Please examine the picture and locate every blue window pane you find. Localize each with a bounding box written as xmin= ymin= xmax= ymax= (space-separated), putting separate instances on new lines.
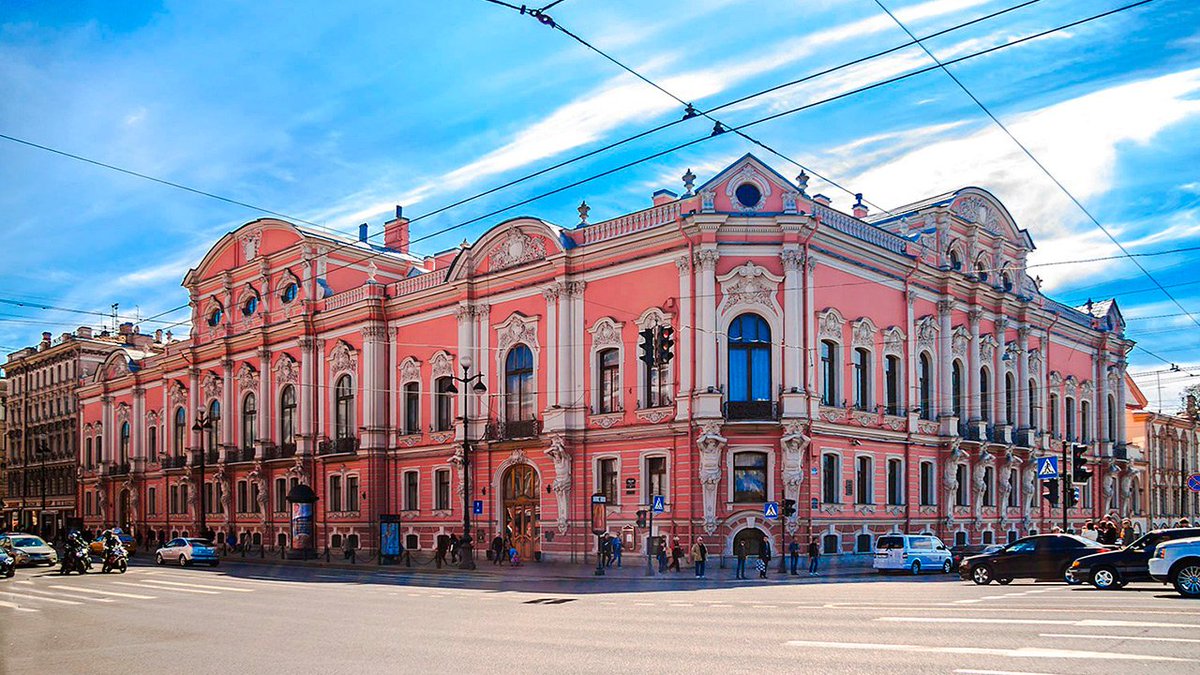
xmin=729 ymin=353 xmax=748 ymax=401
xmin=750 ymin=348 xmax=770 ymax=400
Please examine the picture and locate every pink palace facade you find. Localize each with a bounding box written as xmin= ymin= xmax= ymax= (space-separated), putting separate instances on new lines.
xmin=77 ymin=155 xmax=1135 ymax=562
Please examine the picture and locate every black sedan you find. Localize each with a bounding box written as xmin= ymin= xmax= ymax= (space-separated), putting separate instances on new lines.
xmin=959 ymin=534 xmax=1109 ymax=585
xmin=1067 ymin=527 xmax=1200 ymax=589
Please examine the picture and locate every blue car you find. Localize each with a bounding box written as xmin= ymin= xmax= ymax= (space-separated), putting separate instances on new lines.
xmin=155 ymin=538 xmax=220 ymax=567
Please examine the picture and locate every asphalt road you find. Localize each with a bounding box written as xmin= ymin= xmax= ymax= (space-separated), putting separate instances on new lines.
xmin=2 ymin=558 xmax=1198 ymax=674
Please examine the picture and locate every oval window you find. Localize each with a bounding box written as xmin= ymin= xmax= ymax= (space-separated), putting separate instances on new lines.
xmin=281 ymin=283 xmax=298 ymax=304
xmin=242 ymin=296 xmax=258 ymax=316
xmin=735 ymin=183 xmax=762 ymax=209
xmin=207 ymin=308 xmax=223 ymax=327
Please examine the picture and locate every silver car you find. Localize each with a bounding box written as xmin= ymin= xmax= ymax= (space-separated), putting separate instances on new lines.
xmin=155 ymin=538 xmax=220 ymax=567
xmin=1 ymin=534 xmax=58 ymax=567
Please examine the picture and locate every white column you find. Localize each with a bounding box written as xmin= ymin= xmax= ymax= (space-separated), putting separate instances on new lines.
xmin=938 ymin=300 xmax=953 ymax=418
xmin=697 ymin=248 xmax=719 ymax=391
xmin=455 ymin=304 xmax=477 ymax=422
xmin=257 ymin=348 xmax=271 ymax=456
xmin=804 ymin=256 xmax=817 ymax=396
xmin=676 ymin=256 xmax=693 ymax=410
xmin=101 ymin=395 xmax=114 ymax=464
xmin=1115 ymin=358 xmax=1127 ymax=448
xmin=188 ymin=369 xmax=200 ymax=451
xmin=967 ymin=310 xmax=981 ymax=422
xmin=298 ymin=337 xmax=315 ymax=455
xmin=361 ymin=323 xmax=388 ymax=449
xmin=905 ymin=291 xmax=917 ymax=410
xmin=132 ymin=387 xmax=145 ymax=463
xmin=995 ymin=318 xmax=1007 ymax=425
xmin=1097 ymin=353 xmax=1109 ymax=448
xmin=1016 ymin=327 xmax=1030 ymax=430
xmin=477 ymin=305 xmax=491 ymax=403
xmin=570 ymin=281 xmax=586 ymax=417
xmin=781 ymin=249 xmax=802 ymax=391
xmin=221 ymin=360 xmax=234 ymax=450
xmin=543 ymin=286 xmax=560 ymax=408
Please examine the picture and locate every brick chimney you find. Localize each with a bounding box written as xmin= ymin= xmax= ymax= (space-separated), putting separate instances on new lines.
xmin=384 ymin=205 xmax=410 ymax=254
xmin=652 ymin=189 xmax=678 ymax=206
xmin=76 ymin=326 xmax=93 ymax=339
xmin=852 ymin=193 xmax=869 ymax=218
xmin=39 ymin=331 xmax=51 ymax=349
xmin=812 ymin=194 xmax=832 ymax=206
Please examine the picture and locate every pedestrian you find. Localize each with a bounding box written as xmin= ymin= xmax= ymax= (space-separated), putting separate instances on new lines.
xmin=1100 ymin=522 xmax=1118 ymax=545
xmin=491 ymin=533 xmax=505 ymax=566
xmin=449 ymin=534 xmax=460 ymax=564
xmin=691 ymin=537 xmax=708 ymax=578
xmin=1120 ymin=519 xmax=1135 ymax=545
xmin=1177 ymin=518 xmax=1192 ymax=527
xmin=789 ymin=536 xmax=800 ymax=575
xmin=1081 ymin=520 xmax=1098 ymax=541
xmin=656 ymin=538 xmax=668 ymax=573
xmin=734 ymin=539 xmax=747 ymax=580
xmin=509 ymin=545 xmax=521 ymax=566
xmin=601 ymin=533 xmax=613 ymax=568
xmin=611 ymin=535 xmax=623 ymax=568
xmin=759 ymin=538 xmax=772 ymax=579
xmin=343 ymin=535 xmax=356 ymax=563
xmin=1051 ymin=525 xmax=1063 ymax=534
xmin=434 ymin=535 xmax=449 ymax=568
xmin=808 ymin=536 xmax=820 ymax=576
xmin=669 ymin=537 xmax=683 ymax=572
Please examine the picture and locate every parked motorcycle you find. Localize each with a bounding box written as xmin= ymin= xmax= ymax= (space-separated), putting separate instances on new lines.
xmin=101 ymin=545 xmax=128 ymax=574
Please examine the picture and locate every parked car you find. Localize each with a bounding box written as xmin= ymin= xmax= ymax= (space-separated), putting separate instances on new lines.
xmin=88 ymin=531 xmax=137 ymax=557
xmin=155 ymin=538 xmax=219 ymax=567
xmin=0 ymin=533 xmax=58 ymax=567
xmin=1148 ymin=535 xmax=1200 ymax=598
xmin=950 ymin=543 xmax=1004 ymax=570
xmin=959 ymin=534 xmax=1108 ymax=585
xmin=874 ymin=534 xmax=954 ymax=574
xmin=0 ymin=536 xmax=30 ymax=567
xmin=1068 ymin=527 xmax=1200 ymax=589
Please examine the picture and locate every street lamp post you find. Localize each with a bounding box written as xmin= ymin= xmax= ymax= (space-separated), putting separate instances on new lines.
xmin=192 ymin=408 xmax=214 ymax=538
xmin=35 ymin=437 xmax=50 ymax=537
xmin=444 ymin=355 xmax=487 ymax=570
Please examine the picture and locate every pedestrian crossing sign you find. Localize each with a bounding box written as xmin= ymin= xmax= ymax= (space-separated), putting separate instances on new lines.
xmin=1036 ymin=456 xmax=1059 ymax=480
xmin=764 ymin=501 xmax=779 ymax=519
xmin=473 ymin=500 xmax=483 ymax=515
xmin=652 ymin=495 xmax=666 ymax=513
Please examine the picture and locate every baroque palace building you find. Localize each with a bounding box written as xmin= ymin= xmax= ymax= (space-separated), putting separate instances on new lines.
xmin=1125 ymin=379 xmax=1198 ymax=528
xmin=77 ymin=155 xmax=1135 ymax=561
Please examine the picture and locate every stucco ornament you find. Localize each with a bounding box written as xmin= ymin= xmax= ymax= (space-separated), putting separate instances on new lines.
xmin=1120 ymin=469 xmax=1138 ymax=514
xmin=589 ymin=317 xmax=623 ymax=349
xmin=125 ymin=480 xmax=140 ymax=526
xmin=287 ymin=456 xmax=309 ymax=489
xmin=780 ymin=421 xmax=810 ymax=534
xmin=997 ymin=446 xmax=1020 ymax=520
xmin=116 ymin=403 xmax=131 ymax=425
xmin=1022 ymin=453 xmax=1040 ymax=514
xmin=851 ymin=318 xmax=877 ymax=349
xmin=214 ymin=467 xmax=232 ymax=520
xmin=329 ymin=341 xmax=358 ymax=378
xmin=235 ymin=364 xmax=259 ymax=393
xmin=489 ymin=228 xmax=546 ymax=271
xmin=447 ymin=448 xmax=466 ymax=498
xmin=818 ymin=308 xmax=846 ymax=341
xmin=696 ymin=421 xmax=727 ymax=534
xmin=544 ymin=436 xmax=572 ymax=534
xmin=96 ymin=487 xmax=107 ymax=521
xmin=951 ymin=326 xmax=971 ymax=358
xmin=275 ymin=354 xmax=298 ymax=387
xmin=952 ymin=195 xmax=1001 ymax=234
xmin=430 ymin=351 xmax=454 ymax=380
xmin=883 ymin=327 xmax=905 ymax=357
xmin=943 ymin=438 xmax=965 ymax=522
xmin=240 ymin=229 xmax=262 ymax=260
xmin=249 ymin=468 xmax=269 ymax=521
xmin=723 ymin=163 xmax=772 ymax=211
xmin=717 ymin=262 xmax=783 ymax=315
xmin=201 ymin=372 xmax=222 ymax=401
xmin=169 ymin=382 xmax=188 ymax=409
xmin=972 ymin=446 xmax=994 ymax=517
xmin=916 ymin=316 xmax=939 ymax=350
xmin=495 ymin=314 xmax=539 ymax=355
xmin=399 ymin=357 xmax=421 ymax=384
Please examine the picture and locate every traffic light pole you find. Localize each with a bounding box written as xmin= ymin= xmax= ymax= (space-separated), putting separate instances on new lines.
xmin=1062 ymin=441 xmax=1069 ymax=534
xmin=645 ymin=506 xmax=654 ymax=577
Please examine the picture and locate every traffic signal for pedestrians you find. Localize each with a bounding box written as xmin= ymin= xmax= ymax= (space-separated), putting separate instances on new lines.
xmin=782 ymin=499 xmax=797 ymax=518
xmin=1072 ymin=444 xmax=1093 ymax=482
xmin=1064 ymin=487 xmax=1080 ymax=508
xmin=1042 ymin=478 xmax=1060 ymax=506
xmin=638 ymin=327 xmax=657 ymax=365
xmin=635 ymin=510 xmax=648 ymax=528
xmin=657 ymin=325 xmax=675 ymax=364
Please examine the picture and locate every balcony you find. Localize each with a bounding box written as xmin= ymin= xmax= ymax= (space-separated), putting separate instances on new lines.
xmin=108 ymin=463 xmax=131 ymax=477
xmin=318 ymin=437 xmax=359 ymax=456
xmin=485 ymin=419 xmax=542 ymax=441
xmin=162 ymin=455 xmax=187 ymax=470
xmin=227 ymin=447 xmax=256 ymax=463
xmin=190 ymin=449 xmax=219 ymax=467
xmin=1015 ymin=428 xmax=1038 ymax=448
xmin=1112 ymin=443 xmax=1129 ymax=460
xmin=723 ymin=400 xmax=778 ymax=422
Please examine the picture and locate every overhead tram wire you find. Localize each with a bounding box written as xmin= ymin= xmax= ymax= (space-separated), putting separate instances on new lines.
xmin=870 ymin=0 xmax=1197 ymax=333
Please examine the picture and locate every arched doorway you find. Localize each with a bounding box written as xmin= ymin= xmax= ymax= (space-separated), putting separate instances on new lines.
xmin=501 ymin=464 xmax=539 ymax=561
xmin=733 ymin=527 xmax=767 ymax=558
xmin=118 ymin=490 xmax=131 ymax=530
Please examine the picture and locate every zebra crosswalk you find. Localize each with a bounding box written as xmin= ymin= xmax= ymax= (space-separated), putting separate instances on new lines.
xmin=0 ymin=568 xmax=263 ymax=612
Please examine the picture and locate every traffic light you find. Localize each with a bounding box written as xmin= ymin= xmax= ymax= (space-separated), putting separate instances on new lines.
xmin=782 ymin=499 xmax=797 ymax=518
xmin=638 ymin=327 xmax=656 ymax=365
xmin=1072 ymin=444 xmax=1093 ymax=482
xmin=1042 ymin=478 xmax=1060 ymax=506
xmin=1065 ymin=487 xmax=1080 ymax=508
xmin=635 ymin=510 xmax=648 ymax=528
xmin=657 ymin=325 xmax=675 ymax=364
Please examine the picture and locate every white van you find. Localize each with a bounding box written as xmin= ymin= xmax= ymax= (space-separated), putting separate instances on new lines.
xmin=873 ymin=534 xmax=953 ymax=574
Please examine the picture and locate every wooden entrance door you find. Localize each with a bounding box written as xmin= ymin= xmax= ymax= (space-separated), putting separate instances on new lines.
xmin=502 ymin=464 xmax=539 ymax=561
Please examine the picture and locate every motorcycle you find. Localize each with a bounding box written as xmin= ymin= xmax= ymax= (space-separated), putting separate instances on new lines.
xmin=0 ymin=549 xmax=14 ymax=578
xmin=59 ymin=540 xmax=91 ymax=575
xmin=101 ymin=545 xmax=128 ymax=574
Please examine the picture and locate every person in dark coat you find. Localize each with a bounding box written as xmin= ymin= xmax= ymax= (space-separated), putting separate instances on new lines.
xmin=491 ymin=534 xmax=505 ymax=565
xmin=808 ymin=536 xmax=821 ymax=576
xmin=734 ymin=539 xmax=748 ymax=580
xmin=758 ymin=538 xmax=772 ymax=579
xmin=789 ymin=536 xmax=801 ymax=575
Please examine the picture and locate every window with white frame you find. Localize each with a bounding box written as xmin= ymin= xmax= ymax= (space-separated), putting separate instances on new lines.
xmin=329 ymin=475 xmax=343 ymax=512
xmin=403 ymin=382 xmax=420 ymax=434
xmin=274 ymin=477 xmax=286 ymax=512
xmin=335 ymin=375 xmax=354 ymax=439
xmin=404 ymin=471 xmax=419 ymax=511
xmin=980 ymin=367 xmax=991 ymax=423
xmin=242 ymin=393 xmax=257 ymax=450
xmin=852 ymin=348 xmax=870 ymax=411
xmin=504 ymin=345 xmax=535 ymax=421
xmin=435 ymin=469 xmax=450 ymax=511
xmin=920 ymin=461 xmax=935 ymax=506
xmin=645 ymin=455 xmax=667 ymax=502
xmin=855 ymin=456 xmax=873 ymax=505
xmin=982 ymin=467 xmax=995 ymax=507
xmin=820 ymin=340 xmax=839 ymax=406
xmin=597 ymin=348 xmax=620 ymax=414
xmin=733 ymin=451 xmax=767 ymax=503
xmin=955 ymin=465 xmax=969 ymax=506
xmin=346 ymin=475 xmax=359 ymax=512
xmin=598 ymin=458 xmax=618 ymax=503
xmin=884 ymin=355 xmax=901 ymax=416
xmin=887 ymin=458 xmax=904 ymax=505
xmin=822 ymin=453 xmax=840 ymax=503
xmin=435 ymin=377 xmax=455 ymax=431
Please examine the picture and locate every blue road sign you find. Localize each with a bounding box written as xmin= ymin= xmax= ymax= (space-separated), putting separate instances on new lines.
xmin=811 ymin=497 xmax=819 ymax=510
xmin=1188 ymin=474 xmax=1200 ymax=493
xmin=652 ymin=495 xmax=666 ymax=513
xmin=764 ymin=501 xmax=779 ymax=519
xmin=1036 ymin=456 xmax=1059 ymax=480
xmin=472 ymin=500 xmax=483 ymax=515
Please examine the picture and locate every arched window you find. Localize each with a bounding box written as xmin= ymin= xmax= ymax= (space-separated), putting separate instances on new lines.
xmin=979 ymin=367 xmax=991 ymax=422
xmin=1106 ymin=394 xmax=1117 ymax=441
xmin=1028 ymin=379 xmax=1038 ymax=429
xmin=1004 ymin=373 xmax=1015 ymax=425
xmin=504 ymin=345 xmax=535 ymax=421
xmin=119 ymin=422 xmax=130 ymax=465
xmin=207 ymin=400 xmax=221 ymax=450
xmin=822 ymin=453 xmax=840 ymax=504
xmin=334 ymin=375 xmax=354 ymax=439
xmin=951 ymin=360 xmax=965 ymax=420
xmin=887 ymin=458 xmax=904 ymax=505
xmin=148 ymin=425 xmax=157 ymax=458
xmin=852 ymin=348 xmax=870 ymax=411
xmin=1048 ymin=394 xmax=1059 ymax=437
xmin=174 ymin=407 xmax=186 ymax=455
xmin=955 ymin=465 xmax=969 ymax=506
xmin=403 ymin=382 xmax=420 ymax=435
xmin=1065 ymin=396 xmax=1076 ymax=441
xmin=242 ymin=393 xmax=257 ymax=450
xmin=597 ymin=348 xmax=620 ymax=414
xmin=820 ymin=340 xmax=838 ymax=406
xmin=435 ymin=377 xmax=455 ymax=432
xmin=975 ymin=260 xmax=989 ymax=282
xmin=1001 ymin=271 xmax=1013 ymax=291
xmin=733 ymin=451 xmax=767 ymax=503
xmin=918 ymin=352 xmax=933 ymax=420
xmin=855 ymin=456 xmax=873 ymax=504
xmin=948 ymin=247 xmax=962 ymax=270
xmin=982 ymin=467 xmax=995 ymax=506
xmin=884 ymin=355 xmax=901 ymax=416
xmin=85 ymin=437 xmax=93 ymax=468
xmin=728 ymin=314 xmax=771 ymax=402
xmin=280 ymin=385 xmax=296 ymax=449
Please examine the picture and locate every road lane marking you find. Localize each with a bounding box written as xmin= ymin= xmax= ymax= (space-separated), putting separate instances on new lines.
xmin=782 ymin=640 xmax=1184 ymax=662
xmin=0 ymin=591 xmax=82 ymax=605
xmin=0 ymin=600 xmax=37 ymax=612
xmin=876 ymin=617 xmax=1200 ymax=629
xmin=954 ymin=670 xmax=1060 ymax=675
xmin=1040 ymin=633 xmax=1200 ymax=644
xmin=49 ymin=585 xmax=155 ymax=600
xmin=22 ymin=587 xmax=114 ymax=603
xmin=113 ymin=581 xmax=219 ymax=595
xmin=138 ymin=579 xmax=254 ymax=592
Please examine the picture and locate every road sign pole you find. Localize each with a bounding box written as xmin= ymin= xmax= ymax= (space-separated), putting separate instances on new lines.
xmin=1062 ymin=441 xmax=1069 ymax=534
xmin=645 ymin=505 xmax=654 ymax=577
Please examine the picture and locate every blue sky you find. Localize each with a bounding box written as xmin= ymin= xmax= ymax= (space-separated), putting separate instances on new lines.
xmin=1 ymin=0 xmax=1198 ymax=409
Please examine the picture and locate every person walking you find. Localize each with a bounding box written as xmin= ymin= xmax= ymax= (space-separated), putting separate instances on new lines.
xmin=807 ymin=536 xmax=820 ymax=576
xmin=734 ymin=539 xmax=748 ymax=580
xmin=691 ymin=537 xmax=707 ymax=578
xmin=1080 ymin=520 xmax=1098 ymax=541
xmin=611 ymin=535 xmax=623 ymax=568
xmin=601 ymin=533 xmax=613 ymax=568
xmin=491 ymin=533 xmax=505 ymax=566
xmin=759 ymin=538 xmax=772 ymax=579
xmin=789 ymin=536 xmax=800 ymax=576
xmin=669 ymin=537 xmax=683 ymax=572
xmin=1119 ymin=519 xmax=1135 ymax=545
xmin=656 ymin=538 xmax=668 ymax=573
xmin=448 ymin=534 xmax=460 ymax=564
xmin=434 ymin=535 xmax=449 ymax=568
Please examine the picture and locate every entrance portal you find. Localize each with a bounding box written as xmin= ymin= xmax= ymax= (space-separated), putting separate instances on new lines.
xmin=733 ymin=527 xmax=767 ymax=558
xmin=501 ymin=464 xmax=539 ymax=561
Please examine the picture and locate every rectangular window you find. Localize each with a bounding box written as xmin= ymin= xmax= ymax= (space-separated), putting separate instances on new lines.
xmin=599 ymin=458 xmax=618 ymax=503
xmin=1007 ymin=469 xmax=1019 ymax=507
xmin=404 ymin=383 xmax=420 ymax=435
xmin=822 ymin=453 xmax=839 ymax=504
xmin=646 ymin=456 xmax=667 ymax=502
xmin=86 ymin=491 xmax=93 ymax=516
xmin=820 ymin=341 xmax=838 ymax=406
xmin=733 ymin=452 xmax=768 ymax=503
xmin=887 ymin=459 xmax=903 ymax=505
xmin=404 ymin=471 xmax=419 ymax=511
xmin=884 ymin=356 xmax=900 ymax=416
xmin=329 ymin=475 xmax=343 ymax=512
xmin=853 ymin=349 xmax=870 ymax=411
xmin=597 ymin=349 xmax=620 ymax=414
xmin=435 ymin=469 xmax=450 ymax=511
xmin=169 ymin=485 xmax=178 ymax=514
xmin=645 ymin=360 xmax=669 ymax=408
xmin=955 ymin=465 xmax=969 ymax=506
xmin=251 ymin=481 xmax=261 ymax=513
xmin=237 ymin=480 xmax=248 ymax=513
xmin=346 ymin=475 xmax=359 ymax=512
xmin=148 ymin=487 xmax=157 ymax=516
xmin=274 ymin=478 xmax=287 ymax=513
xmin=982 ymin=467 xmax=994 ymax=507
xmin=435 ymin=377 xmax=455 ymax=431
xmin=1065 ymin=397 xmax=1076 ymax=441
xmin=855 ymin=456 xmax=872 ymax=505
xmin=204 ymin=483 xmax=214 ymax=514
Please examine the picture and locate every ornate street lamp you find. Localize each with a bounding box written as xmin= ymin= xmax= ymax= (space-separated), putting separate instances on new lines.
xmin=443 ymin=355 xmax=487 ymax=570
xmin=192 ymin=407 xmax=214 ymax=537
xmin=35 ymin=436 xmax=50 ymax=537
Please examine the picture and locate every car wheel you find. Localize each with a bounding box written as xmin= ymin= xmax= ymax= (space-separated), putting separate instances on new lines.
xmin=1063 ymin=565 xmax=1083 ymax=586
xmin=179 ymin=555 xmax=189 ymax=567
xmin=155 ymin=553 xmax=164 ymax=566
xmin=1091 ymin=566 xmax=1120 ymax=590
xmin=971 ymin=565 xmax=993 ymax=585
xmin=997 ymin=578 xmax=1014 ymax=585
xmin=942 ymin=559 xmax=953 ymax=574
xmin=909 ymin=560 xmax=921 ymax=575
xmin=1171 ymin=561 xmax=1200 ymax=598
